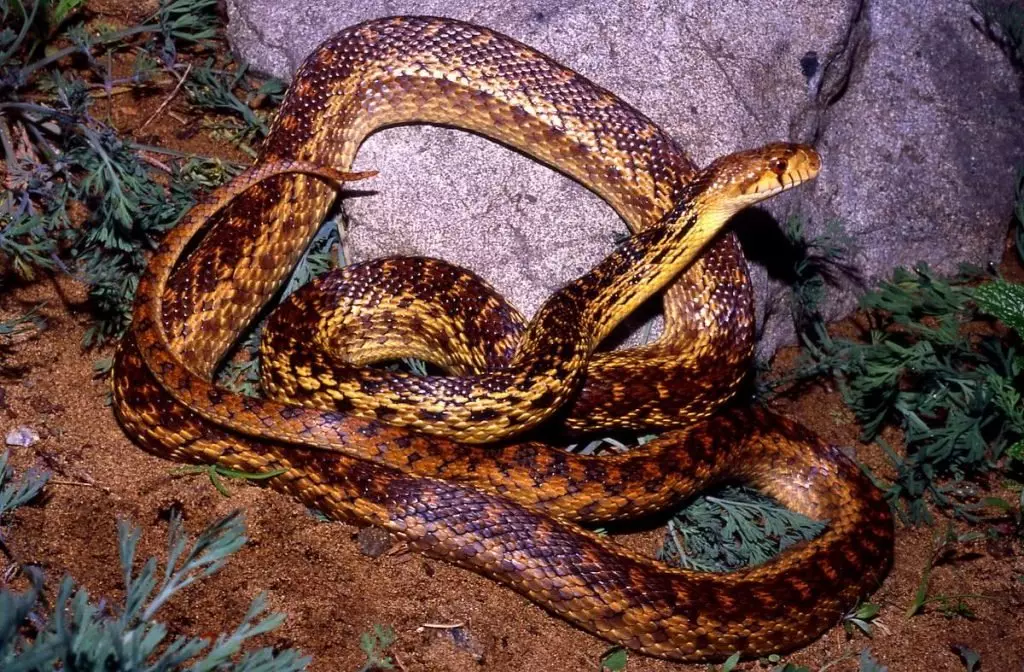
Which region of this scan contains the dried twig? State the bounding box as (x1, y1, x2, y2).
(418, 622, 465, 630)
(139, 63, 193, 131)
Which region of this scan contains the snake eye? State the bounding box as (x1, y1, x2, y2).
(769, 157, 788, 177)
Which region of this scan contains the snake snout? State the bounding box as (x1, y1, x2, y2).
(732, 143, 821, 200)
(695, 142, 821, 206)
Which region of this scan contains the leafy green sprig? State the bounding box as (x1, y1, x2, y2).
(1, 453, 309, 671)
(799, 265, 1024, 523)
(0, 0, 261, 344)
(185, 58, 286, 156)
(782, 215, 857, 342)
(658, 485, 825, 572)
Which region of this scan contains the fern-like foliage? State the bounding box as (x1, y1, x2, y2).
(0, 305, 44, 337)
(799, 265, 1024, 523)
(658, 486, 825, 572)
(185, 57, 286, 157)
(357, 624, 396, 672)
(2, 450, 307, 670)
(1, 501, 309, 669)
(0, 450, 49, 525)
(782, 216, 857, 341)
(0, 0, 272, 344)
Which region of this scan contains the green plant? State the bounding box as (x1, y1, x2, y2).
(0, 304, 44, 337)
(752, 8, 1024, 526)
(658, 486, 825, 572)
(842, 602, 882, 638)
(754, 216, 856, 397)
(799, 264, 1024, 523)
(782, 216, 856, 342)
(0, 0, 266, 344)
(170, 463, 287, 496)
(651, 383, 828, 563)
(712, 652, 740, 671)
(904, 522, 1000, 619)
(3, 451, 307, 670)
(357, 624, 396, 672)
(974, 277, 1024, 463)
(975, 277, 1024, 337)
(0, 449, 49, 525)
(598, 646, 627, 671)
(185, 57, 285, 156)
(2, 504, 309, 669)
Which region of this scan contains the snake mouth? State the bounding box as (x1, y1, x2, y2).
(747, 163, 818, 196)
(742, 145, 822, 198)
(693, 142, 821, 210)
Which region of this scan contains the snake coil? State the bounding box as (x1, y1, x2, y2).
(112, 16, 893, 662)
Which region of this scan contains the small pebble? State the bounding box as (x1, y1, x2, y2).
(356, 526, 393, 557)
(449, 626, 485, 662)
(6, 426, 40, 447)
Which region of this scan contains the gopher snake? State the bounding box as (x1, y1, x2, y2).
(112, 16, 893, 661)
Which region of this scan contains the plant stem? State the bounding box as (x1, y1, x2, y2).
(0, 121, 15, 167)
(0, 101, 69, 119)
(0, 0, 41, 70)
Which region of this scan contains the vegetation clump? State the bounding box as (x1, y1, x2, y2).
(0, 451, 311, 671)
(0, 0, 282, 344)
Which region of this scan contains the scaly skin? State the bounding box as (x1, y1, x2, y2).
(112, 16, 893, 662)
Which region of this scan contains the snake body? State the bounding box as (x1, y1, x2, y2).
(111, 16, 893, 661)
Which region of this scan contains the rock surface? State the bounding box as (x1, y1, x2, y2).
(225, 0, 1024, 357)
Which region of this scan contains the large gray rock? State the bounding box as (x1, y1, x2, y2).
(801, 0, 1022, 311)
(225, 0, 1024, 358)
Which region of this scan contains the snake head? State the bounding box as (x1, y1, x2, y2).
(682, 142, 821, 240)
(708, 142, 821, 200)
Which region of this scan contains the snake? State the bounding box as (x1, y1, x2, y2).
(110, 16, 894, 662)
